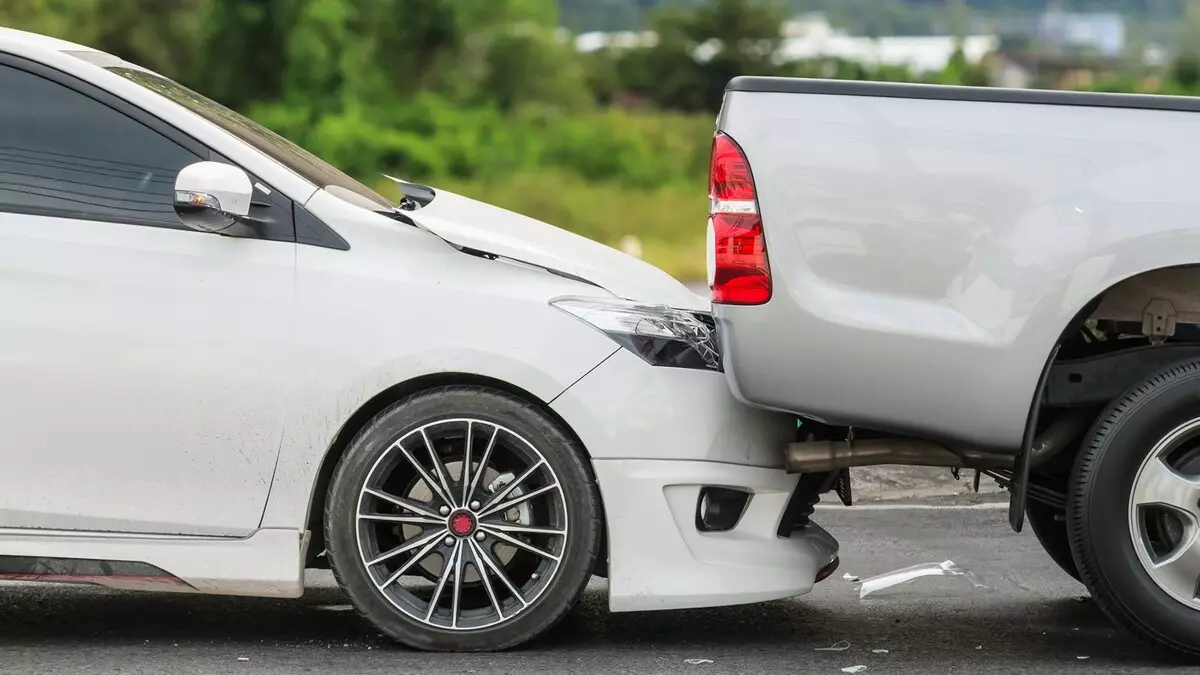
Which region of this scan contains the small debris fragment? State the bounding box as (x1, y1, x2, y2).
(975, 645, 982, 650)
(871, 649, 889, 654)
(1077, 656, 1090, 661)
(842, 573, 860, 582)
(1075, 596, 1088, 602)
(237, 657, 249, 662)
(318, 604, 353, 612)
(684, 658, 714, 665)
(859, 560, 989, 599)
(815, 640, 851, 652)
(841, 666, 868, 674)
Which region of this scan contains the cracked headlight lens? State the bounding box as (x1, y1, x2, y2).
(550, 296, 721, 371)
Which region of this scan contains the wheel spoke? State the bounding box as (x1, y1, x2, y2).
(466, 425, 500, 504)
(1149, 529, 1200, 602)
(421, 429, 458, 508)
(358, 513, 443, 526)
(481, 526, 562, 562)
(362, 488, 441, 519)
(481, 459, 545, 513)
(460, 421, 474, 506)
(394, 442, 454, 508)
(468, 539, 505, 620)
(426, 541, 460, 622)
(451, 537, 466, 628)
(376, 533, 445, 590)
(479, 522, 565, 537)
(367, 528, 447, 567)
(1133, 457, 1200, 516)
(475, 540, 528, 608)
(479, 482, 558, 519)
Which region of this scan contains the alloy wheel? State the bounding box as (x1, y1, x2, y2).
(355, 418, 568, 631)
(1128, 417, 1200, 610)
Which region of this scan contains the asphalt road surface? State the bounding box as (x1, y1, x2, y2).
(0, 498, 1184, 675)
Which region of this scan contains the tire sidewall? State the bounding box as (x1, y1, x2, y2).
(324, 387, 600, 652)
(1073, 366, 1200, 649)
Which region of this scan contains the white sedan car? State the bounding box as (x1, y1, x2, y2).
(0, 28, 838, 651)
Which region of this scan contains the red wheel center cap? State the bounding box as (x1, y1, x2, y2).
(448, 510, 476, 537)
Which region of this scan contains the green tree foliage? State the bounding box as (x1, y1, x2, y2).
(193, 0, 296, 109)
(0, 0, 1196, 279)
(615, 0, 791, 111)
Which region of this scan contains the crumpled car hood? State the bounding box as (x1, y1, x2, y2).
(398, 182, 707, 312)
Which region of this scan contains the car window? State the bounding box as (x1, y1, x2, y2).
(0, 64, 202, 227)
(104, 66, 397, 213)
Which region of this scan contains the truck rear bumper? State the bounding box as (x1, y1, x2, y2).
(714, 300, 1032, 451)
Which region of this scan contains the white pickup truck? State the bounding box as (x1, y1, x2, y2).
(710, 75, 1200, 658)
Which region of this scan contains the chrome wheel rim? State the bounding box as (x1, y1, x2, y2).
(356, 418, 567, 630)
(1128, 417, 1200, 610)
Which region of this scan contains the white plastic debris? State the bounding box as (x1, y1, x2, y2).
(842, 573, 860, 582)
(871, 649, 889, 654)
(684, 658, 714, 665)
(858, 560, 989, 599)
(815, 640, 851, 652)
(237, 657, 249, 662)
(1077, 656, 1090, 661)
(841, 666, 867, 674)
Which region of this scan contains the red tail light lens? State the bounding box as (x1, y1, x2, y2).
(708, 133, 771, 305)
(709, 134, 755, 202)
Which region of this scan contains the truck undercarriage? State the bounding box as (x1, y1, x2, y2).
(778, 265, 1200, 532)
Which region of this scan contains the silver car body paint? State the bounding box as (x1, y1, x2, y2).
(714, 77, 1200, 451)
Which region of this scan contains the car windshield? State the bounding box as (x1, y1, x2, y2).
(104, 66, 396, 212)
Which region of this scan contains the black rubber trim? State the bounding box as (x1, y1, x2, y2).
(295, 202, 350, 251)
(209, 150, 295, 243)
(815, 556, 840, 583)
(776, 470, 838, 537)
(1046, 343, 1200, 407)
(1009, 344, 1061, 532)
(726, 76, 1200, 113)
(0, 555, 173, 578)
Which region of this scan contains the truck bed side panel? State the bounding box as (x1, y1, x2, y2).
(716, 86, 1200, 450)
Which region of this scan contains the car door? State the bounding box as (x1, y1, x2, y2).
(0, 60, 296, 537)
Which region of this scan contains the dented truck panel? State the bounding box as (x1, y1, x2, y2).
(714, 77, 1200, 451)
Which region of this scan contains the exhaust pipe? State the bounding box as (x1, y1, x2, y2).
(785, 438, 1013, 473)
(784, 408, 1092, 474)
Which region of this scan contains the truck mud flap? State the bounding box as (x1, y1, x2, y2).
(1009, 344, 1060, 532)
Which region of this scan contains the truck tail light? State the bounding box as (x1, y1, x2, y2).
(707, 132, 771, 305)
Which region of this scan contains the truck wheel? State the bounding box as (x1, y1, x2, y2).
(1026, 500, 1080, 582)
(1069, 359, 1200, 659)
(324, 385, 602, 652)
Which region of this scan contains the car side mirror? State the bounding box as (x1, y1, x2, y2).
(173, 161, 253, 234)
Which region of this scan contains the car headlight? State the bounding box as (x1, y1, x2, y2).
(550, 296, 721, 371)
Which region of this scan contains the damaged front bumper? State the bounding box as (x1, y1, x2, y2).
(593, 458, 841, 612)
(552, 347, 840, 613)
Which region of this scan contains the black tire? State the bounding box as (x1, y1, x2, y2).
(1026, 500, 1080, 583)
(324, 385, 602, 652)
(1068, 358, 1200, 660)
